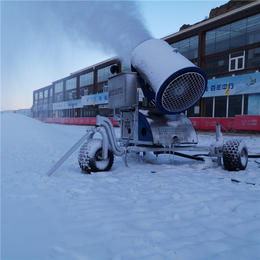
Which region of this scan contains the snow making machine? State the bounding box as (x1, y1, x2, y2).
(77, 39, 248, 173)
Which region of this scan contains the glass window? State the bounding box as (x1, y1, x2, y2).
(229, 51, 245, 71)
(55, 93, 63, 103)
(204, 55, 229, 75)
(66, 90, 77, 101)
(246, 47, 260, 68)
(216, 24, 230, 53)
(80, 72, 93, 87)
(189, 35, 198, 59)
(243, 94, 248, 115)
(50, 88, 53, 97)
(39, 91, 43, 99)
(35, 92, 38, 100)
(228, 95, 242, 117)
(206, 14, 260, 55)
(170, 35, 198, 59)
(99, 109, 113, 117)
(98, 65, 116, 83)
(97, 84, 106, 93)
(230, 19, 246, 49)
(187, 107, 195, 117)
(248, 94, 260, 115)
(66, 77, 77, 91)
(80, 86, 94, 97)
(178, 38, 190, 58)
(171, 42, 179, 50)
(204, 97, 213, 117)
(55, 82, 63, 93)
(215, 96, 227, 117)
(121, 61, 130, 73)
(205, 30, 216, 55)
(247, 13, 260, 45)
(44, 90, 48, 98)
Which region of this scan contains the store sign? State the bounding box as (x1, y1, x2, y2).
(203, 72, 260, 98)
(82, 92, 108, 106)
(53, 99, 82, 110)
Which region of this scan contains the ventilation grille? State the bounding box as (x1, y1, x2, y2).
(161, 72, 206, 113)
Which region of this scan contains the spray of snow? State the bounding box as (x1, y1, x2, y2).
(1, 1, 152, 110)
(50, 1, 153, 65)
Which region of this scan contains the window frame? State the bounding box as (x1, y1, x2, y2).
(229, 51, 245, 71)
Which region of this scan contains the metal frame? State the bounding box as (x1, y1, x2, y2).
(94, 114, 223, 165)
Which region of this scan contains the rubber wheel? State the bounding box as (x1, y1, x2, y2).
(223, 139, 248, 171)
(78, 139, 114, 173)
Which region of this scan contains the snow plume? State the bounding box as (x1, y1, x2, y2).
(1, 1, 152, 110)
(51, 1, 153, 65)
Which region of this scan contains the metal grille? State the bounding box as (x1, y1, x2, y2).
(161, 72, 206, 113)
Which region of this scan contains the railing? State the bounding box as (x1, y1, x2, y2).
(34, 115, 260, 131)
(189, 115, 260, 131)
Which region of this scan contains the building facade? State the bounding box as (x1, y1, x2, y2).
(163, 1, 260, 118)
(33, 2, 260, 122)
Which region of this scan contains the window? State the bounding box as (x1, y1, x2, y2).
(204, 55, 229, 75)
(80, 86, 94, 97)
(246, 47, 260, 68)
(229, 51, 245, 71)
(216, 24, 230, 53)
(228, 95, 242, 117)
(39, 91, 43, 99)
(204, 97, 213, 117)
(55, 93, 63, 103)
(50, 88, 53, 97)
(55, 82, 63, 93)
(98, 65, 116, 83)
(205, 14, 260, 55)
(215, 96, 227, 117)
(121, 62, 130, 73)
(248, 94, 260, 115)
(178, 38, 189, 58)
(230, 19, 246, 49)
(35, 93, 38, 100)
(205, 30, 216, 55)
(44, 90, 48, 98)
(97, 84, 104, 93)
(99, 109, 113, 117)
(66, 77, 77, 91)
(80, 72, 93, 87)
(243, 94, 248, 115)
(247, 13, 260, 45)
(66, 90, 76, 101)
(170, 35, 198, 59)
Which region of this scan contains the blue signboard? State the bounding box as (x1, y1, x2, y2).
(53, 99, 82, 110)
(203, 72, 260, 98)
(82, 92, 108, 106)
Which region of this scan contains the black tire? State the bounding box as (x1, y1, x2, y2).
(78, 139, 114, 173)
(223, 139, 248, 171)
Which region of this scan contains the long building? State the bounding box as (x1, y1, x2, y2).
(32, 1, 260, 130)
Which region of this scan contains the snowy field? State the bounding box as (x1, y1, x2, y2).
(1, 113, 260, 260)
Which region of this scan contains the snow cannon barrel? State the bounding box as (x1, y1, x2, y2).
(131, 39, 207, 114)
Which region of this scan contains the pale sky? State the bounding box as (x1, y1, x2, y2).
(1, 0, 227, 111)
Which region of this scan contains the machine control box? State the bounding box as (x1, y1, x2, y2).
(108, 72, 137, 109)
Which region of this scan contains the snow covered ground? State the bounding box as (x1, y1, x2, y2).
(1, 113, 260, 260)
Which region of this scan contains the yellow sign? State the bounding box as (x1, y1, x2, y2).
(225, 84, 229, 96)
